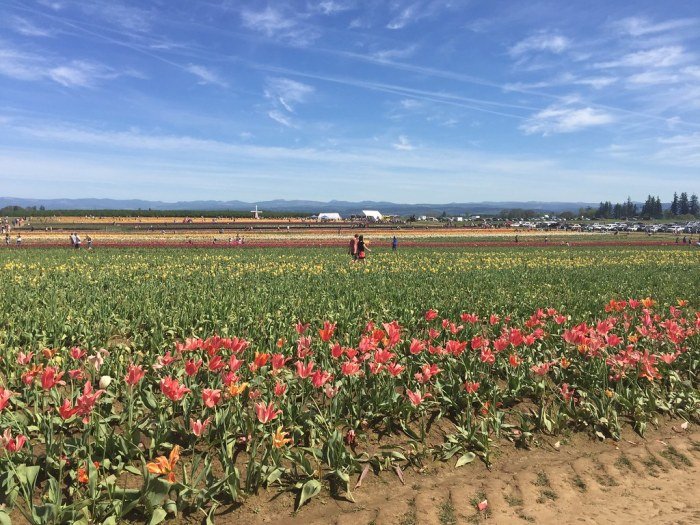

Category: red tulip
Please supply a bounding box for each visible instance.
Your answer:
[41,366,65,390]
[386,362,405,377]
[463,381,480,394]
[311,369,333,388]
[409,339,426,355]
[460,313,479,324]
[271,353,289,372]
[58,399,78,420]
[480,348,495,365]
[406,389,431,407]
[318,321,337,342]
[184,359,202,377]
[341,360,361,376]
[70,347,86,360]
[160,376,191,401]
[190,417,212,437]
[254,401,281,424]
[124,364,146,386]
[2,429,26,453]
[273,382,287,397]
[0,387,13,412]
[17,351,34,366]
[202,388,222,408]
[295,360,315,379]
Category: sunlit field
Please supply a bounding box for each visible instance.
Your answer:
[0,246,698,523]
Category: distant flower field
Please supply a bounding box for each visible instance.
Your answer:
[0,247,698,523]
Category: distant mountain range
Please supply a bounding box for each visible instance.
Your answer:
[0,197,612,216]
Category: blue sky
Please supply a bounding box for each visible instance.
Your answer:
[0,0,699,203]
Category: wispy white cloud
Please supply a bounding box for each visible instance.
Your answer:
[0,41,136,87]
[265,78,314,110]
[6,117,695,201]
[184,64,228,87]
[36,0,65,11]
[0,44,46,81]
[399,99,422,110]
[653,132,700,166]
[240,6,320,46]
[596,46,690,69]
[520,103,615,136]
[311,1,355,15]
[612,17,699,37]
[385,1,458,30]
[627,70,680,85]
[48,60,117,87]
[264,77,314,127]
[505,73,617,91]
[387,3,418,30]
[509,33,570,57]
[371,45,418,61]
[240,6,295,36]
[392,135,415,150]
[79,1,153,33]
[9,16,54,37]
[267,110,295,128]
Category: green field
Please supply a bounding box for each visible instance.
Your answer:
[0,246,698,523]
[1,247,698,351]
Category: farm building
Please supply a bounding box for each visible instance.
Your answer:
[362,210,383,221]
[317,212,342,221]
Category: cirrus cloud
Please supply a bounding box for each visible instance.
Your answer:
[520,104,615,136]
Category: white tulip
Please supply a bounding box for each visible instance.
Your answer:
[99,375,112,389]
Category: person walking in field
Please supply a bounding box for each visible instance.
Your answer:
[349,234,358,262]
[392,235,398,252]
[15,234,22,246]
[357,235,370,262]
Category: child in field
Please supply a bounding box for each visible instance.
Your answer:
[357,235,370,262]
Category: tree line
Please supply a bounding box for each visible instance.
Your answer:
[590,192,699,220]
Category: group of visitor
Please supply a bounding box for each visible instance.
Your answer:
[348,235,398,262]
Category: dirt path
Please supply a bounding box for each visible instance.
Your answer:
[219,423,699,525]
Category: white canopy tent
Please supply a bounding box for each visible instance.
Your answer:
[317,212,342,220]
[362,210,383,221]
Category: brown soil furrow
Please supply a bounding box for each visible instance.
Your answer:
[146,426,700,524]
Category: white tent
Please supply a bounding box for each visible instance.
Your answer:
[362,210,383,221]
[318,212,342,220]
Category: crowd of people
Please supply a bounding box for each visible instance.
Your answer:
[69,233,92,249]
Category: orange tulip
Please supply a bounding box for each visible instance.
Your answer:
[77,467,89,484]
[227,382,248,397]
[272,426,292,448]
[146,445,181,483]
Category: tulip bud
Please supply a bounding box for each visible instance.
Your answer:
[344,429,356,446]
[99,375,112,389]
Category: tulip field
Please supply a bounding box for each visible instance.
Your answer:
[0,246,698,524]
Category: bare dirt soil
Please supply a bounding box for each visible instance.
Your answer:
[214,420,699,525]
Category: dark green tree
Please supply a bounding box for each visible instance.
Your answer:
[670,192,679,215]
[690,194,699,217]
[679,192,690,215]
